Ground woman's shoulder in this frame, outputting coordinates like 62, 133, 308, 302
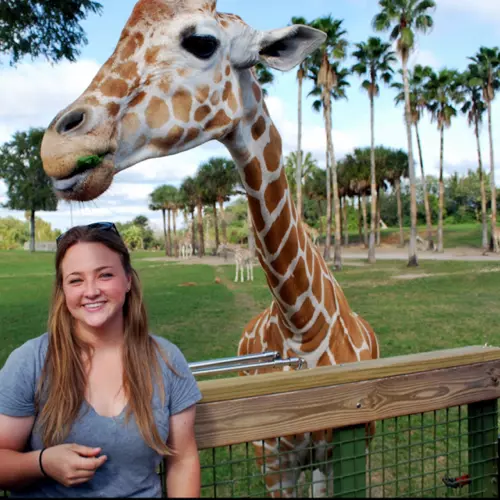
150, 334, 192, 376
4, 333, 49, 366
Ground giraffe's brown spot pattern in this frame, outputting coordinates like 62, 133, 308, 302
206, 109, 231, 131
117, 61, 138, 81
146, 97, 170, 129
195, 85, 210, 103
159, 78, 171, 95
145, 46, 161, 65
251, 116, 266, 141
151, 125, 184, 150
172, 88, 192, 123
194, 105, 211, 122
106, 102, 120, 117
298, 221, 306, 249
222, 81, 232, 101
120, 36, 139, 60
228, 90, 238, 113
302, 314, 329, 346
271, 230, 298, 276
122, 112, 140, 135
259, 259, 280, 288
225, 65, 231, 76
130, 91, 146, 108
252, 83, 262, 102
264, 169, 286, 215
243, 157, 262, 192
263, 196, 290, 255
280, 257, 309, 306
220, 19, 229, 28
210, 91, 221, 106
214, 68, 223, 84
177, 68, 190, 77
312, 256, 323, 304
135, 134, 147, 149
290, 297, 316, 331
101, 78, 129, 98
263, 125, 282, 172
184, 127, 200, 143
247, 195, 265, 232
84, 96, 100, 106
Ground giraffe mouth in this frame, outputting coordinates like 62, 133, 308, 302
52, 152, 115, 201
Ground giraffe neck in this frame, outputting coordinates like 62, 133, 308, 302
222, 71, 341, 339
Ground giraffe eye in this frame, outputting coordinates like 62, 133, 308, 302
182, 35, 219, 60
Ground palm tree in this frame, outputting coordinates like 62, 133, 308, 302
468, 47, 500, 251
179, 176, 198, 255
352, 36, 396, 263
393, 64, 434, 249
373, 0, 436, 266
425, 68, 462, 253
285, 151, 318, 200
149, 184, 177, 256
308, 16, 349, 270
304, 164, 327, 239
290, 16, 314, 221
459, 69, 489, 252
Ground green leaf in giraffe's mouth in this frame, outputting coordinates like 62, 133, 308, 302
76, 154, 105, 170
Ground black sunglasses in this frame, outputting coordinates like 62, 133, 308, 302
56, 222, 120, 246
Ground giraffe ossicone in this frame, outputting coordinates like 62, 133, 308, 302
41, 0, 379, 496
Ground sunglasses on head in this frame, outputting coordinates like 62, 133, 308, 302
56, 222, 120, 246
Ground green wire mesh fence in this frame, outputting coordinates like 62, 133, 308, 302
157, 400, 498, 498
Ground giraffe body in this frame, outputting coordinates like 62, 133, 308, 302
40, 1, 379, 495
217, 243, 254, 282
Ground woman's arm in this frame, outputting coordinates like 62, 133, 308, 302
165, 405, 200, 498
0, 414, 44, 489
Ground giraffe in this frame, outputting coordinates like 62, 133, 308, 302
302, 221, 320, 246
40, 0, 379, 496
179, 227, 194, 258
217, 243, 254, 282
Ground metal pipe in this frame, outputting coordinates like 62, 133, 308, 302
188, 351, 281, 371
190, 357, 304, 376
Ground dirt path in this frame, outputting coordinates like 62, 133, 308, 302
141, 245, 500, 266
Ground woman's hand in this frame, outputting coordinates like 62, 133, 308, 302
40, 444, 107, 487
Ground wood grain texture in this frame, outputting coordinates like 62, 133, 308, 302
194, 360, 500, 449
197, 346, 500, 403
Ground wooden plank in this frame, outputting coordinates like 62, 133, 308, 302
194, 360, 500, 449
197, 346, 500, 403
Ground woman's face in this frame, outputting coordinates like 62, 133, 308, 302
61, 242, 131, 335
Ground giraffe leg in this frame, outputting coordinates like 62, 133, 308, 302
252, 436, 308, 498
240, 263, 244, 282
234, 262, 239, 282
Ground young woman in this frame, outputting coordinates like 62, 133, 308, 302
0, 222, 202, 497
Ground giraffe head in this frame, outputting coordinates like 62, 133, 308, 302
41, 0, 325, 201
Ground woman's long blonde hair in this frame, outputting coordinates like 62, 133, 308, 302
35, 225, 171, 455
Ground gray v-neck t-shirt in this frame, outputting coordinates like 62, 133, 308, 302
0, 333, 202, 498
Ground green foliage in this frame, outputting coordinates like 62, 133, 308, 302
0, 216, 60, 250
116, 216, 159, 251
76, 154, 104, 169
0, 0, 103, 65
0, 128, 58, 213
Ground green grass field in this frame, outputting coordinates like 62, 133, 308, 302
1, 227, 499, 497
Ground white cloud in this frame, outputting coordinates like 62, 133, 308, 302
439, 0, 500, 22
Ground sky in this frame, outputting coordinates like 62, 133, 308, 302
0, 0, 499, 233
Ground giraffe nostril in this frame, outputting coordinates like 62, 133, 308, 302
57, 110, 86, 135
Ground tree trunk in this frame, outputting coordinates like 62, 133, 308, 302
376, 186, 381, 247
30, 209, 35, 252
190, 209, 196, 255
415, 121, 433, 250
162, 209, 168, 256
358, 194, 363, 244
487, 100, 497, 251
343, 197, 349, 246
296, 72, 303, 220
197, 203, 205, 257
213, 202, 220, 250
361, 192, 368, 248
247, 203, 256, 258
402, 55, 418, 266
167, 209, 172, 256
437, 126, 445, 253
173, 208, 178, 257
395, 178, 404, 247
325, 95, 342, 270
475, 116, 488, 252
368, 93, 376, 264
219, 198, 227, 244
323, 95, 332, 262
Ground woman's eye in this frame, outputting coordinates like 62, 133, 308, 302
69, 279, 82, 284
100, 273, 113, 279
181, 34, 219, 60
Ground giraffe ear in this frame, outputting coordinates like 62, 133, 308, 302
257, 25, 326, 71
